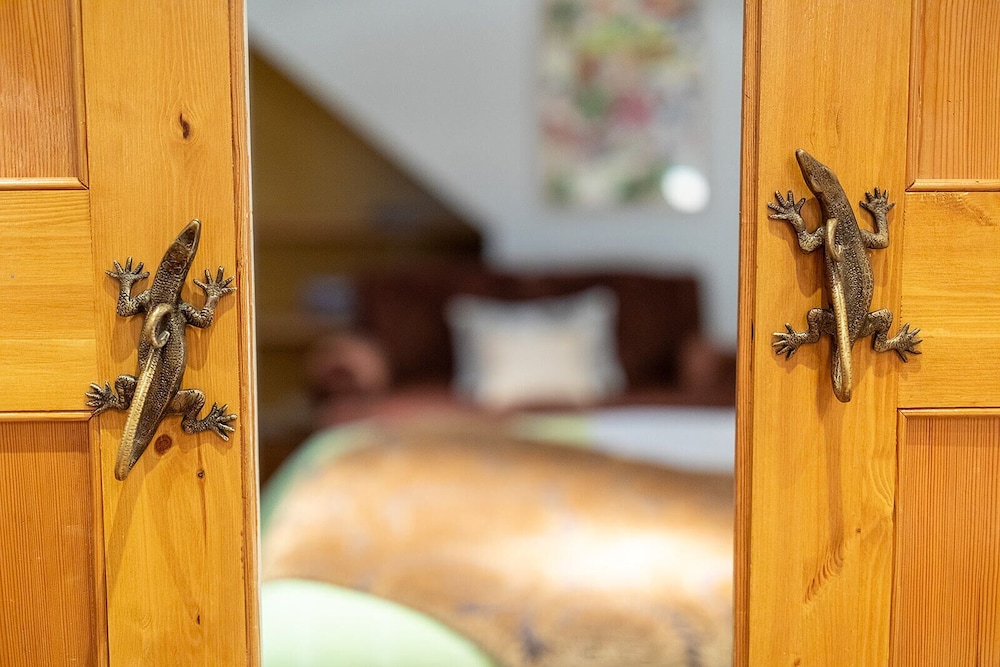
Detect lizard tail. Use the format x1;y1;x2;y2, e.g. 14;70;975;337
115;304;173;480
824;216;852;402
115;347;161;480
829;266;853;403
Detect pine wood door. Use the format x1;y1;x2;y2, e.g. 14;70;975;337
737;1;1000;664
0;2;259;664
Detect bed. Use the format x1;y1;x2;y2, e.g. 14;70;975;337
260;406;734;666
261;264;735;665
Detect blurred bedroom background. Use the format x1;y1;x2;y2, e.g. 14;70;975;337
250;0;742;474
249;1;744;665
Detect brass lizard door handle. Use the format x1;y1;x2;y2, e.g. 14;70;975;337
768;149;921;402
86;219;237;480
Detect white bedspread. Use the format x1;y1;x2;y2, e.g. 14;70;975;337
518;406;736;474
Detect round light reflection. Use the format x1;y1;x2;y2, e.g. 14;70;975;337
660;165;710;214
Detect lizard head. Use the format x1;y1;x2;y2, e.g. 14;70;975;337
151;219;201;297
795;149;842;207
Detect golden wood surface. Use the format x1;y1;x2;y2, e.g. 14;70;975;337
0;190;96;410
0;2;256;664
740;1;1000;664
733;1;760;663
0;0;86;186
0;421;99;665
0;191;94;339
88;418;110;666
909;178;1000;192
899;192;1000;408
82;1;258;663
908;0;1000;185
737;0;911;663
0;412;91;422
0;177;87;190
892;411;1000;665
229;4;262;660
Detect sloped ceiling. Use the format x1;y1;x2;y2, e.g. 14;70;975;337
248;0;525;230
249;51;478;244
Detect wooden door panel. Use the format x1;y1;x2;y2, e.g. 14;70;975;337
892;411;1000;665
908;0;1000;189
0;0;258;664
899;193;1000;408
0;419;102;666
740;0;1000;665
0;190;96;411
738;1;911;664
81;2;259;663
0;0;86;188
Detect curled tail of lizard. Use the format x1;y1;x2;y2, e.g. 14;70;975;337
826;217;853;402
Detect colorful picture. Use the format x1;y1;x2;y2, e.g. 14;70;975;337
539;0;708;209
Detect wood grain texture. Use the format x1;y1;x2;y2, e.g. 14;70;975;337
229;3;262;662
898;192;1000;408
0;339;97;411
81;2;257;663
0;190;97;410
0;421;99;666
733;0;761;664
0;411;93;421
892;411;1000;665
0;191;95;339
909;178;1000;193
908;0;1000;185
0;177;87;191
87;417;110;666
0;0;86;185
737;0;911;663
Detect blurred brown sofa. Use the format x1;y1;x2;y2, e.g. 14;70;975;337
307;262;735;426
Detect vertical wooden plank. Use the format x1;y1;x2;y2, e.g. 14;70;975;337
892;411;1000;665
0;0;87;187
737;0;911;663
81;1;257;663
908;0;1000;189
88;417;110;666
733;0;761;663
0;420;98;666
229;1;263;662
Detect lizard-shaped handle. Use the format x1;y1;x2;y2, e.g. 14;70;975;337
86;219;237;480
768;150;921;402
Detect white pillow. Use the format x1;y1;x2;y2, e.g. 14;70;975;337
446;288;626;409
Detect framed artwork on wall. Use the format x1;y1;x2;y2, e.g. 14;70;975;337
539;0;709;211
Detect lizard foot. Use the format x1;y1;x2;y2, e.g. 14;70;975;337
859;187;895;217
86;382;128;415
883;323;922;362
767;190;806;227
105;257;149;287
773;323;809;359
194;267;236;300
185;403;237;441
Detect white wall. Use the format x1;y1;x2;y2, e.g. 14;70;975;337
249;0;744;345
